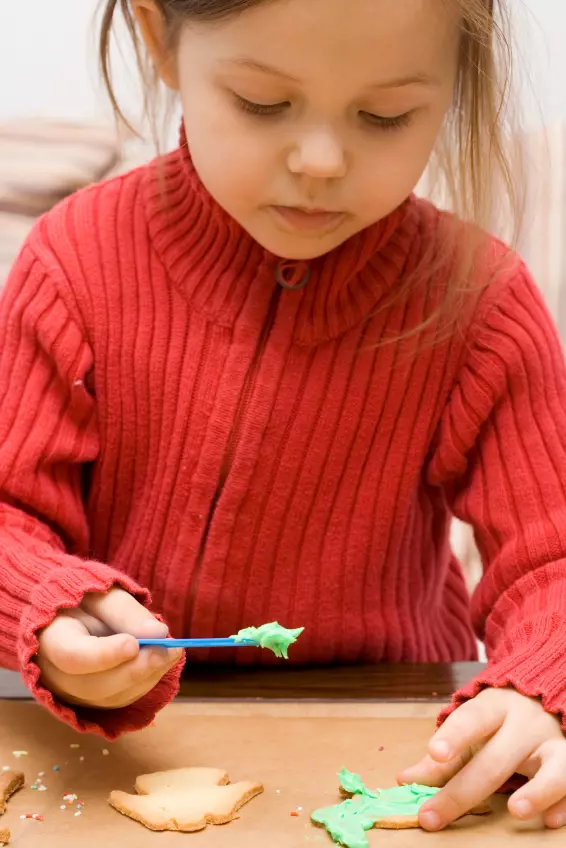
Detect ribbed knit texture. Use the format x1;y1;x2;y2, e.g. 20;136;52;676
2;139;566;739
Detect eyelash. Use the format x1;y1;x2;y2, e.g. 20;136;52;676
234;96;413;131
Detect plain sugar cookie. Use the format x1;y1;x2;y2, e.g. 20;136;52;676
109;766;263;832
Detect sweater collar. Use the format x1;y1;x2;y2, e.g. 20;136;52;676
143;125;418;345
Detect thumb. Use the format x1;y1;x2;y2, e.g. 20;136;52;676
39;614;139;675
82;588;169;639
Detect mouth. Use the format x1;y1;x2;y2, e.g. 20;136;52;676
269;205;347;234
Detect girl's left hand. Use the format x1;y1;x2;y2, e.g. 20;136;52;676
396;686;566;832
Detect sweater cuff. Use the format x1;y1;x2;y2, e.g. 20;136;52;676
18;561;184;739
437;614;566;731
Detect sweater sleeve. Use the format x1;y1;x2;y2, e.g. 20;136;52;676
0;237;183;739
429;262;566;728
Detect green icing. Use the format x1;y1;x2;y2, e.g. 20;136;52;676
231;622;304;658
311;769;440;848
338;768;378;799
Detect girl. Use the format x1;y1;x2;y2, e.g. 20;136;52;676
1;0;566;832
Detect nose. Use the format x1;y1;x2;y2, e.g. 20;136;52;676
287;129;347;180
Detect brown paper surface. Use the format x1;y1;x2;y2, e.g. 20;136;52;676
0;700;561;846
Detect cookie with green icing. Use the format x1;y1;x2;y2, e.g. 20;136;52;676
231;622;304;658
311;769;490;848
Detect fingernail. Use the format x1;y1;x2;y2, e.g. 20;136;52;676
149;650;168;669
549;813;566;829
123;640;138;660
144;619;168;634
431;740;452;760
514;800;533;819
420;811;442;831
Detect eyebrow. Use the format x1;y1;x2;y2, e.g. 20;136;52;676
222;58;439;89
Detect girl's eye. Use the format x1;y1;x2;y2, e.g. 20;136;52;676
235;96;289;117
361;111;413;130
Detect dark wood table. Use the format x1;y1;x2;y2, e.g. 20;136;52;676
0;662;485;701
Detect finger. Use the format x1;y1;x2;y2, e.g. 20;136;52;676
82;588;168;639
419;718;536;831
396;751;470;789
38;653;173;709
89;652;183;710
508;743;566;822
39;616;139;675
39;646;183;708
544;797;566;830
427;694;506;764
62;608;113;637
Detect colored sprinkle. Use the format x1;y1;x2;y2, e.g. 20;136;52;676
20;814;43;821
79;757;85;762
1;767;9;772
38;786;47;792
70;744;80;749
291;811;300;817
53;765;60;772
38;772;45;778
297;806;303;812
13;751;28;758
60;806;66;811
75;811;81;817
378;746;385;752
102;749;109;756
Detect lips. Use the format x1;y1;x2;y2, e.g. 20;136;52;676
270;205;347;234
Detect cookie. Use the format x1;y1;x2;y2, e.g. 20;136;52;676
0;771;24;816
312;769;492;848
109;766;263;832
0;827;9;846
372;801;491;830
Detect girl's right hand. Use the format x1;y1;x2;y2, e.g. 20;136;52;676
36;588;183;709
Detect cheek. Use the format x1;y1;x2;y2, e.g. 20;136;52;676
359;118;445;210
181;95;273;209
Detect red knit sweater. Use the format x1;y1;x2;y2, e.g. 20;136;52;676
2;140;566;741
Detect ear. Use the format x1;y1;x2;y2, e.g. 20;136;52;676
131;0;179;90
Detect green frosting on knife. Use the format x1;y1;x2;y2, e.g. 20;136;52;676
231;622;304;658
311;769;440;848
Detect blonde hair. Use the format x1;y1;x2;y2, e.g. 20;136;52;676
100;0;523;339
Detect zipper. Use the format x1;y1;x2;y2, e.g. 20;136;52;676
185;284;282;631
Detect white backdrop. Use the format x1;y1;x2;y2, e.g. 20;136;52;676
0;1;564;132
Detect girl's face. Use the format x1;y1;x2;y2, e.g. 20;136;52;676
155;0;460;259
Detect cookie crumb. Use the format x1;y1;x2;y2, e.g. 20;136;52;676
102;749;110;756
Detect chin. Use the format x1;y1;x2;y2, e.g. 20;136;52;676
250;228;353;262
